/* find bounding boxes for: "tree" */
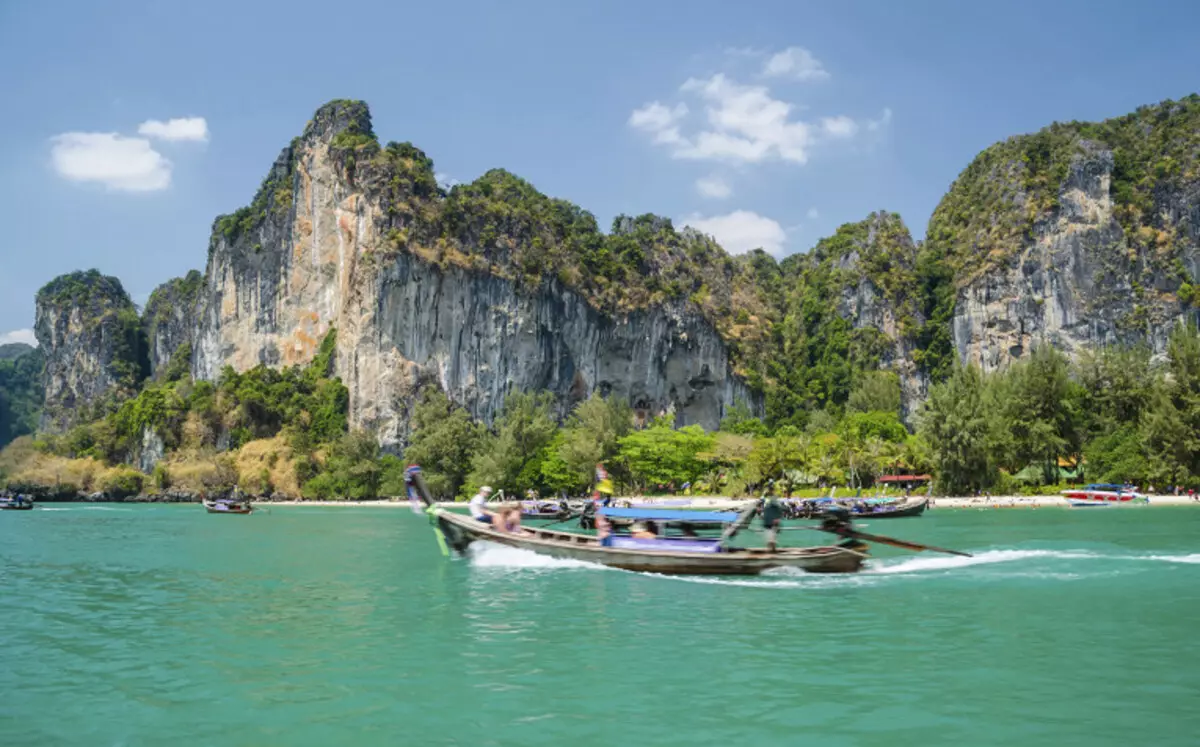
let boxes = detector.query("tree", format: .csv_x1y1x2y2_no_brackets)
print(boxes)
720,399,767,435
402,389,482,499
540,394,632,493
466,391,557,495
846,370,901,416
919,364,993,494
995,345,1082,483
617,415,714,490
303,430,381,499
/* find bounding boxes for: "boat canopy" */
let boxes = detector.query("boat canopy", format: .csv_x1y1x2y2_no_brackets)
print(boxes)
1085,483,1130,491
597,507,740,523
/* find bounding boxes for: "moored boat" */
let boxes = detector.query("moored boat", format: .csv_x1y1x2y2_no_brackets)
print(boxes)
851,498,928,518
1061,483,1146,503
1066,498,1114,508
202,497,253,514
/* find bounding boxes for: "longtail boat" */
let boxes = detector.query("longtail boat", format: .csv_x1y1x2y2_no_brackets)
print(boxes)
404,466,970,576
0,492,34,511
851,498,928,518
202,497,253,514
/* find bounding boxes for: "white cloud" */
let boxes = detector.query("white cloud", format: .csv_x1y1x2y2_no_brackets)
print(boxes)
435,172,459,189
138,117,208,142
630,65,875,165
675,74,813,163
806,207,820,220
0,329,37,346
762,46,829,81
820,115,858,138
695,175,731,199
680,210,787,257
628,101,688,145
50,132,172,191
867,107,893,132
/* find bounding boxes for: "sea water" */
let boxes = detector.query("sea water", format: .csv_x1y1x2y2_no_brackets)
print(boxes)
1,504,1197,746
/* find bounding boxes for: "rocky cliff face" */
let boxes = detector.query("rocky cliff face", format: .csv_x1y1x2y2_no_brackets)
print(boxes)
34,270,147,432
930,96,1200,372
193,100,751,447
143,270,203,376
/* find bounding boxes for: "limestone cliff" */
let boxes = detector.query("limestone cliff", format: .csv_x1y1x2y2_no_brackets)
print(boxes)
928,95,1200,371
34,270,148,432
767,212,927,422
143,270,203,375
193,100,753,447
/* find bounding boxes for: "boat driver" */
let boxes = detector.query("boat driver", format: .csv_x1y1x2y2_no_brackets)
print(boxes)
469,486,494,523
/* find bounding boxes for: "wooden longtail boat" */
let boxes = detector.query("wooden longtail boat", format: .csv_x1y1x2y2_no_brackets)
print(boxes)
202,498,253,515
851,498,928,519
433,508,866,575
0,493,34,510
405,466,970,574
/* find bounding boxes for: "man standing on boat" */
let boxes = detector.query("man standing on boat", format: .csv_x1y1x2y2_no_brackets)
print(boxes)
762,492,784,552
469,486,494,523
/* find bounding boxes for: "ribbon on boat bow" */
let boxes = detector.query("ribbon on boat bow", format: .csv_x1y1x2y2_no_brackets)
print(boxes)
406,465,449,557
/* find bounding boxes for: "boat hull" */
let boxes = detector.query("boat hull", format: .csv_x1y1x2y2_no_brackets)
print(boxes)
852,499,928,518
0,503,34,511
435,511,865,575
203,502,253,515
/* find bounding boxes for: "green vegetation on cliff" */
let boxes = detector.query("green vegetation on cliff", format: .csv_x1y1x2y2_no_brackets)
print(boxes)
0,346,43,449
927,94,1200,284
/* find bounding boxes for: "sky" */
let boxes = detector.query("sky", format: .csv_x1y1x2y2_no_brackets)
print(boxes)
2,0,1199,343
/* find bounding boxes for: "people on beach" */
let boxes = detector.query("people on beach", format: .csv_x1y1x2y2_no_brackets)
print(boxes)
469,486,493,523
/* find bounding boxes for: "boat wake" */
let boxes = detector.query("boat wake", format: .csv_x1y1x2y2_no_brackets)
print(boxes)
462,542,1200,587
867,549,1098,574
35,506,133,512
467,542,609,571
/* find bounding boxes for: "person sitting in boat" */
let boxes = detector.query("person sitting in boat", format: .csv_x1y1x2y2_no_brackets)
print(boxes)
629,522,657,539
469,486,494,523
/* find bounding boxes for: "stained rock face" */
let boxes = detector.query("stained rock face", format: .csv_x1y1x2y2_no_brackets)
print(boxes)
952,145,1200,371
192,100,750,447
143,270,203,375
34,270,147,432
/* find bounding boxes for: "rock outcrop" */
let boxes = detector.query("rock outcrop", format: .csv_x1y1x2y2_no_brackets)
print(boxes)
929,96,1200,372
34,270,148,432
143,270,203,376
193,100,752,447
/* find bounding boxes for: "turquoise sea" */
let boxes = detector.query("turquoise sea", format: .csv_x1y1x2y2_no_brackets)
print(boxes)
1,504,1198,746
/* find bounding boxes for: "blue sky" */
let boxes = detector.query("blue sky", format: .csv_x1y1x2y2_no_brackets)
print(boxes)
2,0,1199,342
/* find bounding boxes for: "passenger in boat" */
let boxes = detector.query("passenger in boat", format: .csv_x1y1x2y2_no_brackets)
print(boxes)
469,486,494,523
629,522,657,539
596,508,613,546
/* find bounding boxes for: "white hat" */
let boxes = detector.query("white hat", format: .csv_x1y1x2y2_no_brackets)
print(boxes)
481,486,493,494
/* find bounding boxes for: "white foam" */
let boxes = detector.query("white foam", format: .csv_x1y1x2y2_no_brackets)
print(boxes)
467,542,607,571
1141,553,1200,564
867,549,1098,575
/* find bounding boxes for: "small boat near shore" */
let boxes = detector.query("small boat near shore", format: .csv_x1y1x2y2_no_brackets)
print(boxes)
202,497,253,514
0,492,34,511
1061,484,1147,504
851,498,928,518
